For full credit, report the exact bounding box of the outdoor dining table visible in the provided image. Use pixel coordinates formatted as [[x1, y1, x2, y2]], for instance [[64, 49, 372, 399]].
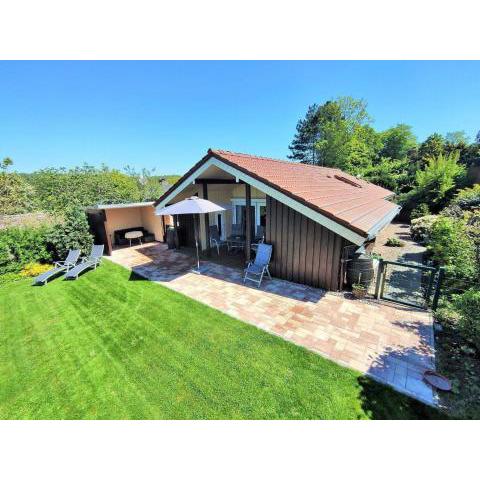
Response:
[[227, 235, 245, 253], [124, 230, 143, 246]]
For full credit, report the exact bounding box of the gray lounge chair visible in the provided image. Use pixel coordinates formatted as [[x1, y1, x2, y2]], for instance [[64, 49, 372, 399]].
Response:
[[209, 225, 229, 255], [64, 245, 104, 280], [33, 249, 81, 285], [243, 243, 273, 287]]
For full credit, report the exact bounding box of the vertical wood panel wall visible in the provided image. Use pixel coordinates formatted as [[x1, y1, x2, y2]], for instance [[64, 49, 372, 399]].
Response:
[[266, 196, 350, 290]]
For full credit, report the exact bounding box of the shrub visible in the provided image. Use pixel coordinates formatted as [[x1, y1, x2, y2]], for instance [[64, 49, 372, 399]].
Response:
[[385, 237, 405, 247], [47, 207, 93, 260], [410, 203, 430, 220], [441, 203, 465, 220], [28, 165, 141, 214], [427, 216, 478, 289], [415, 151, 466, 211], [451, 184, 480, 210], [19, 262, 53, 278], [452, 289, 480, 350], [434, 303, 462, 327], [0, 225, 52, 274], [410, 215, 437, 243], [0, 158, 37, 215]]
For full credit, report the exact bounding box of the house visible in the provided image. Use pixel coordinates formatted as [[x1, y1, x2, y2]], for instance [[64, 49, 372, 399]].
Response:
[[86, 201, 171, 255], [154, 149, 400, 291]]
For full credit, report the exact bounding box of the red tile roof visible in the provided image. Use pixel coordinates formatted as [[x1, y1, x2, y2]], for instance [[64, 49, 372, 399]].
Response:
[[209, 150, 399, 237], [156, 149, 400, 238]]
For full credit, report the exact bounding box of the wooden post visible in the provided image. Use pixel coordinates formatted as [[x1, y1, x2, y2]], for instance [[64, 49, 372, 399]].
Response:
[[203, 182, 211, 256], [432, 267, 445, 311], [245, 183, 251, 262], [374, 258, 384, 299], [173, 214, 179, 249]]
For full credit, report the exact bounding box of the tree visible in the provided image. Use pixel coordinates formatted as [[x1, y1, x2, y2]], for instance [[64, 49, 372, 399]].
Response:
[[0, 158, 36, 215], [28, 165, 141, 213], [427, 216, 477, 286], [418, 133, 445, 164], [415, 151, 465, 210], [288, 97, 376, 170], [362, 157, 409, 192], [445, 131, 469, 145], [123, 166, 168, 201], [346, 124, 383, 175], [476, 130, 480, 144], [379, 124, 417, 160], [314, 100, 351, 168], [458, 142, 480, 168], [47, 207, 93, 260], [287, 104, 321, 164]]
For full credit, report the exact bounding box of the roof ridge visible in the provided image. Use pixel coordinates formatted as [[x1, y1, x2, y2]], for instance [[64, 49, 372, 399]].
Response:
[[210, 148, 341, 173]]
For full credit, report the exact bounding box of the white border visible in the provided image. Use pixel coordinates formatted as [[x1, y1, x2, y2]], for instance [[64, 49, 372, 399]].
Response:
[[1, 1, 477, 59]]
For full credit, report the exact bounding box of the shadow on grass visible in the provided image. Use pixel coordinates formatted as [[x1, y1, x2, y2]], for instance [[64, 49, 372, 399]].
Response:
[[357, 375, 447, 420], [128, 270, 149, 281]]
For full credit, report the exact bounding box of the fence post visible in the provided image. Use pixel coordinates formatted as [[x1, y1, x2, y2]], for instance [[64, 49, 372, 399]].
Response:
[[374, 258, 384, 299], [425, 267, 437, 304], [431, 267, 445, 311]]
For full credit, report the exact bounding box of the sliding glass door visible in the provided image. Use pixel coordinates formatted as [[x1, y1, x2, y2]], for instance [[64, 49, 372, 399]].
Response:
[[234, 205, 255, 237], [232, 198, 266, 237]]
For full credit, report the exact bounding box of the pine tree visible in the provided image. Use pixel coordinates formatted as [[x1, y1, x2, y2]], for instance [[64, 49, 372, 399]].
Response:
[[287, 104, 321, 164]]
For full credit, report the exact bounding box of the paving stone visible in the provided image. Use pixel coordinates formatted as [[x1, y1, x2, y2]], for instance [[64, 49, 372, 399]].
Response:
[[110, 242, 436, 405]]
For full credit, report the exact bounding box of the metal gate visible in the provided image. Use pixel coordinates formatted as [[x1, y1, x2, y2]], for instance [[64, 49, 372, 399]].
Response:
[[374, 259, 444, 310]]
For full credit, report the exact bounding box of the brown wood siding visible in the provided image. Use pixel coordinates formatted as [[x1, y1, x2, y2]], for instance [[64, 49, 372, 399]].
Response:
[[265, 196, 351, 290]]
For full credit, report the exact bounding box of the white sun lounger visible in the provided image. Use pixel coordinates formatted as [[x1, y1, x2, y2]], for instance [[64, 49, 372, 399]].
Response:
[[33, 249, 81, 285], [64, 245, 104, 280]]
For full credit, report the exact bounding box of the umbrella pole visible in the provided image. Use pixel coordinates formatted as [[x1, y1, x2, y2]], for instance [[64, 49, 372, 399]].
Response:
[[194, 214, 200, 272]]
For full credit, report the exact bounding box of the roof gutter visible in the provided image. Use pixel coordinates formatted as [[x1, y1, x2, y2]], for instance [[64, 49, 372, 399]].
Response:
[[365, 204, 402, 241]]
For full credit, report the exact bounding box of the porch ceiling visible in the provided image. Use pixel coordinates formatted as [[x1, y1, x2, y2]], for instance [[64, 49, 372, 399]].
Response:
[[196, 164, 236, 180]]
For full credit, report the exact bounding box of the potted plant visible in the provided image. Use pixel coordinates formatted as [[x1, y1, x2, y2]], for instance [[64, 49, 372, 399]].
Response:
[[352, 283, 367, 299], [351, 272, 367, 299]]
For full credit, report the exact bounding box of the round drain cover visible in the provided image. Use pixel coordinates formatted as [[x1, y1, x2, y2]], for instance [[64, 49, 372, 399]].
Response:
[[423, 370, 452, 391]]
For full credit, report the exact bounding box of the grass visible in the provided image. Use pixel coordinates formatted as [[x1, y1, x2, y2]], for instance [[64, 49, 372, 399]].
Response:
[[0, 260, 444, 419]]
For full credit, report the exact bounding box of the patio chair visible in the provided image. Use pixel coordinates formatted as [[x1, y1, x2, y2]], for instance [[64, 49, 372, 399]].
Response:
[[209, 225, 229, 255], [230, 223, 244, 237], [227, 223, 245, 252], [32, 249, 81, 285], [243, 243, 273, 288], [64, 244, 104, 280], [254, 225, 265, 243]]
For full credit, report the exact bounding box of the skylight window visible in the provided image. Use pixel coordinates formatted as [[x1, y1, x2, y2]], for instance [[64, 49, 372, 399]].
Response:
[[334, 175, 362, 188]]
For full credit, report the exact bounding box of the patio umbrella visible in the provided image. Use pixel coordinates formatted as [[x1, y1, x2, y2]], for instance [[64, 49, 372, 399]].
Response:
[[156, 196, 225, 273]]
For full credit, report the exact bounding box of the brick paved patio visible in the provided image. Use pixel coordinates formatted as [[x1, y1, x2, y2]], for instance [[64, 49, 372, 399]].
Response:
[[110, 242, 436, 405]]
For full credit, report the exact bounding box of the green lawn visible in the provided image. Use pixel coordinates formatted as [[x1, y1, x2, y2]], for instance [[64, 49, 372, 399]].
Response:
[[0, 260, 443, 419]]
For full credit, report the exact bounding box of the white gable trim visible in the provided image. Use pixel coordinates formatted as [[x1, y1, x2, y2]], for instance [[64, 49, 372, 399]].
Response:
[[156, 157, 367, 245]]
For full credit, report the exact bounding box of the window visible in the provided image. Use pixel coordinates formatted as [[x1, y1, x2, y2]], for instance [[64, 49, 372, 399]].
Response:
[[334, 175, 362, 188], [259, 205, 266, 227], [217, 214, 222, 237], [232, 198, 266, 230]]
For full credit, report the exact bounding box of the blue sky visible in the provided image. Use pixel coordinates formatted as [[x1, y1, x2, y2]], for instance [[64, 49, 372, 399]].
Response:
[[1, 61, 479, 174]]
